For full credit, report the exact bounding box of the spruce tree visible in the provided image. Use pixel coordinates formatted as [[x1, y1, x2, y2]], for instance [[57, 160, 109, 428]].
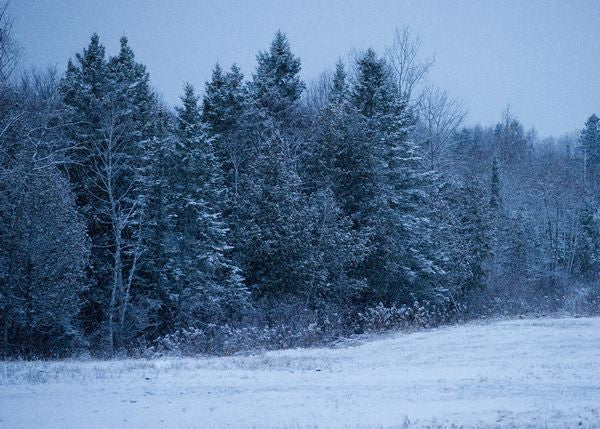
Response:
[[1, 170, 89, 357], [330, 60, 349, 104], [434, 178, 491, 298], [249, 30, 305, 122], [137, 106, 176, 338], [372, 80, 442, 303], [351, 48, 390, 118], [235, 32, 310, 303], [490, 157, 501, 210], [487, 157, 505, 290], [166, 84, 247, 330], [580, 114, 600, 185], [201, 63, 247, 201], [305, 60, 373, 219], [347, 49, 442, 304], [574, 201, 600, 279]]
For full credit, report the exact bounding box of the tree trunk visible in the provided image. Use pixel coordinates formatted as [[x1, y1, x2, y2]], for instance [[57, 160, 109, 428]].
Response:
[[108, 235, 122, 356], [1, 307, 8, 359], [118, 242, 140, 345]]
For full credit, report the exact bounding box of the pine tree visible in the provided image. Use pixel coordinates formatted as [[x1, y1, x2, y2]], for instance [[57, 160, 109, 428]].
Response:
[[201, 63, 247, 201], [166, 84, 247, 330], [580, 114, 600, 186], [371, 81, 442, 303], [490, 157, 501, 210], [249, 31, 305, 122], [351, 48, 390, 118], [574, 201, 600, 279], [330, 60, 349, 104], [347, 49, 442, 304], [137, 106, 176, 338], [434, 178, 491, 299]]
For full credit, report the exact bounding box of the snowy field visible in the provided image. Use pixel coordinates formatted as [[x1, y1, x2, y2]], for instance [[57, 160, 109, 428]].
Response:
[[1, 317, 600, 428]]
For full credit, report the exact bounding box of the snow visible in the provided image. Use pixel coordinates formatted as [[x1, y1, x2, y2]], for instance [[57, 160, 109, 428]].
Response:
[[2, 317, 600, 428]]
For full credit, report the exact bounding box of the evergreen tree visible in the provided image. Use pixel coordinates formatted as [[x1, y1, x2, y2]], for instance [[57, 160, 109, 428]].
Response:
[[166, 84, 247, 330], [487, 157, 504, 289], [490, 157, 501, 210], [574, 201, 600, 279], [370, 80, 442, 303], [201, 63, 247, 201], [305, 60, 373, 220], [498, 209, 541, 301], [347, 49, 442, 304], [249, 30, 305, 122], [330, 60, 349, 104], [351, 48, 390, 118], [202, 64, 246, 136], [136, 106, 176, 338], [580, 114, 600, 185], [60, 33, 108, 211], [300, 188, 367, 308], [0, 170, 89, 357], [434, 178, 491, 299], [236, 131, 308, 299], [233, 32, 311, 302], [238, 130, 365, 309], [568, 114, 600, 284]]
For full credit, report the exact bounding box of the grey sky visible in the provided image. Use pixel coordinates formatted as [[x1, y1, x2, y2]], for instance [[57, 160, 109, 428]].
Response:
[[9, 0, 600, 137]]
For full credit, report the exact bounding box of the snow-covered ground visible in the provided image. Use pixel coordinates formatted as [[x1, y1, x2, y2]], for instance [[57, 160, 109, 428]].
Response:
[[1, 317, 600, 428]]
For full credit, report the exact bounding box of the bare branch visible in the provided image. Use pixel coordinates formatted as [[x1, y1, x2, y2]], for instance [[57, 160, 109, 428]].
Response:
[[415, 85, 467, 171], [0, 1, 22, 83], [385, 26, 435, 103]]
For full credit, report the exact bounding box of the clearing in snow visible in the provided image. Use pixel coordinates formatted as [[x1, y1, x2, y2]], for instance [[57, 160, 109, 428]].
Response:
[[1, 317, 600, 428]]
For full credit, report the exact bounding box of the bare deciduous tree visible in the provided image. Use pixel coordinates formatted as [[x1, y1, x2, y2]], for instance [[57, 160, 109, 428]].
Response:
[[303, 69, 333, 114], [416, 86, 467, 171], [385, 26, 435, 103], [0, 1, 21, 83], [89, 96, 145, 354]]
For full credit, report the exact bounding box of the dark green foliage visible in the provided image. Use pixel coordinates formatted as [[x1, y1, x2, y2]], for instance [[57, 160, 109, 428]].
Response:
[[165, 84, 248, 329], [489, 157, 501, 210], [249, 30, 305, 121], [580, 114, 600, 184], [574, 201, 600, 279]]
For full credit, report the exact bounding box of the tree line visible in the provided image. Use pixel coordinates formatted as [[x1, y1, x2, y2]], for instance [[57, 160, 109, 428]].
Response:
[[1, 14, 598, 357]]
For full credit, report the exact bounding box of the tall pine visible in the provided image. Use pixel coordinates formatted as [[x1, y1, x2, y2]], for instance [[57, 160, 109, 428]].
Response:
[[166, 84, 247, 330]]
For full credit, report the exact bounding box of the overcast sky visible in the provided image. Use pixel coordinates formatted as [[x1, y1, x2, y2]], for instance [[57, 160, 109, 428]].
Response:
[[9, 0, 600, 137]]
